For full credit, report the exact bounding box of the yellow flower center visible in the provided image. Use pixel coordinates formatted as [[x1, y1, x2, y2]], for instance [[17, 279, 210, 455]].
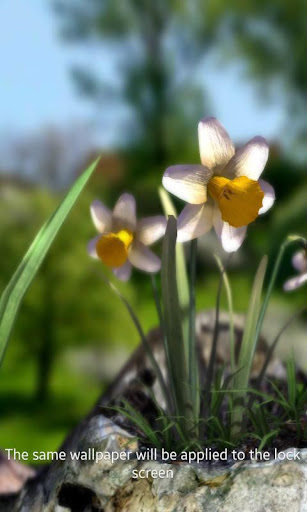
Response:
[[96, 229, 134, 268], [207, 175, 264, 228]]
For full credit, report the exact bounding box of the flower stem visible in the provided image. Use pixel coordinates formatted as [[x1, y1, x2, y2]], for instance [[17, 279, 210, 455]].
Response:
[[255, 305, 307, 390], [214, 255, 235, 373], [150, 274, 174, 415], [161, 217, 192, 432], [188, 239, 199, 423], [99, 271, 171, 413], [253, 235, 306, 362], [203, 269, 224, 418]]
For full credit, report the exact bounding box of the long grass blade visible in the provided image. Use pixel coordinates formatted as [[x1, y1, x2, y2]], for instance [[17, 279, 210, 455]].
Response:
[[161, 216, 191, 428], [254, 235, 306, 353], [188, 239, 199, 421], [0, 158, 99, 365], [214, 255, 235, 373], [158, 187, 189, 313], [203, 269, 224, 417], [256, 306, 306, 388], [99, 272, 171, 413], [231, 256, 268, 437]]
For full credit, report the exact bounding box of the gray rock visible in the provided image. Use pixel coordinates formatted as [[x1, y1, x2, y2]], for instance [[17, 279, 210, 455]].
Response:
[[1, 313, 305, 511], [5, 415, 306, 512]]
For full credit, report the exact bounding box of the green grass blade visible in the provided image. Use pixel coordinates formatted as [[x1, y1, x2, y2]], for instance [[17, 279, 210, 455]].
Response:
[[161, 216, 191, 428], [286, 355, 296, 408], [214, 255, 235, 373], [0, 157, 99, 365], [254, 235, 306, 349], [256, 306, 306, 388], [159, 187, 190, 381], [203, 269, 224, 416], [158, 187, 189, 312], [237, 256, 268, 386], [231, 255, 268, 437], [99, 272, 171, 413], [188, 239, 199, 422]]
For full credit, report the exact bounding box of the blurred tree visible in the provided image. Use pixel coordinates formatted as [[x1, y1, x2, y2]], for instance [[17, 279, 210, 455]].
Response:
[[0, 124, 140, 402], [0, 125, 95, 400], [52, 0, 307, 158], [52, 0, 211, 174], [202, 0, 307, 154]]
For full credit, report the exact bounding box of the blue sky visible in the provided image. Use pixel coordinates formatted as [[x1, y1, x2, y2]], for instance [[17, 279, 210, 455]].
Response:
[[0, 0, 285, 148]]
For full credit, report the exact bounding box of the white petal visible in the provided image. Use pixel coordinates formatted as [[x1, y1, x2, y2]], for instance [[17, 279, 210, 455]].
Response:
[[128, 241, 161, 273], [90, 200, 112, 233], [283, 272, 307, 291], [137, 216, 167, 246], [113, 261, 132, 281], [162, 165, 212, 204], [258, 179, 275, 214], [213, 207, 247, 253], [292, 251, 307, 273], [112, 193, 137, 231], [87, 235, 101, 259], [177, 203, 213, 242], [198, 117, 235, 171], [224, 136, 269, 180]]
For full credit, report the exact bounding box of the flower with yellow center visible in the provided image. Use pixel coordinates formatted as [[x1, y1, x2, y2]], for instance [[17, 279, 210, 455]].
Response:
[[162, 117, 275, 252], [283, 249, 307, 291], [88, 193, 166, 281]]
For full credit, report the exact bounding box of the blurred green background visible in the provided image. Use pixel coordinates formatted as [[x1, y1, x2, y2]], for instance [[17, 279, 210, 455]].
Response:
[[0, 0, 306, 463]]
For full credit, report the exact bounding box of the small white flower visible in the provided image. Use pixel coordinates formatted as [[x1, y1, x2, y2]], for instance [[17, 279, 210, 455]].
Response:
[[162, 117, 275, 252], [283, 249, 307, 291], [88, 193, 166, 281]]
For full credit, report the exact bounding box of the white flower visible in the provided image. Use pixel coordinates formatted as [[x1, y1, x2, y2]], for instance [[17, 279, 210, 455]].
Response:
[[162, 117, 275, 252], [88, 193, 166, 281], [283, 249, 307, 291]]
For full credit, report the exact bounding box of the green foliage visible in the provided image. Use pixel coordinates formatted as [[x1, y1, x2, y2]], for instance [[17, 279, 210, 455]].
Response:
[[204, 0, 307, 111], [161, 217, 192, 429], [53, 0, 208, 168], [158, 187, 189, 312], [99, 271, 171, 412], [0, 158, 99, 366], [231, 256, 268, 435]]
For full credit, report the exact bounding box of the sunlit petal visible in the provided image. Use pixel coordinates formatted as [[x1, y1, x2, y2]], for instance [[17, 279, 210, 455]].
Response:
[[292, 251, 307, 273], [113, 261, 132, 281], [283, 272, 307, 291], [162, 165, 212, 204], [87, 235, 101, 259], [90, 200, 112, 233], [258, 179, 275, 214], [198, 117, 235, 172], [224, 136, 269, 180], [112, 193, 137, 231], [177, 203, 213, 242], [128, 241, 161, 273], [137, 216, 167, 246], [213, 206, 247, 252]]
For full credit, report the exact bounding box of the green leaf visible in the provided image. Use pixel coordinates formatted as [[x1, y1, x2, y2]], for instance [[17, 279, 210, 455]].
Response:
[[0, 158, 99, 365], [231, 255, 268, 437], [286, 355, 296, 408], [238, 256, 268, 386], [99, 272, 171, 413], [161, 216, 191, 428], [159, 187, 190, 391], [214, 255, 235, 372], [254, 235, 307, 348], [158, 187, 189, 311]]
